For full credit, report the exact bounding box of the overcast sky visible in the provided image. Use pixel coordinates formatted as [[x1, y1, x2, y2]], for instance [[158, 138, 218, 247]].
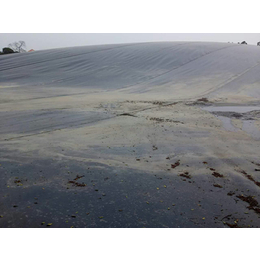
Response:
[[0, 33, 260, 51]]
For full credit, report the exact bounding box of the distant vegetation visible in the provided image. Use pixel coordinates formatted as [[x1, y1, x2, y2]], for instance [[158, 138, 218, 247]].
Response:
[[0, 47, 15, 55], [8, 41, 26, 53], [0, 40, 259, 56], [0, 41, 26, 55]]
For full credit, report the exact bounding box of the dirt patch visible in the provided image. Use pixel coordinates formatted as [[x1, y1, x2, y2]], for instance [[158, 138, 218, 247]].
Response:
[[13, 177, 26, 186], [239, 170, 260, 187], [171, 160, 180, 169], [186, 98, 211, 106], [252, 161, 260, 167], [118, 113, 137, 117], [74, 175, 84, 181], [68, 175, 86, 187], [126, 100, 167, 105], [68, 180, 86, 187], [179, 172, 191, 179], [237, 195, 260, 214], [149, 117, 183, 124], [212, 172, 224, 178], [212, 111, 243, 119], [210, 109, 260, 120], [197, 98, 209, 102]]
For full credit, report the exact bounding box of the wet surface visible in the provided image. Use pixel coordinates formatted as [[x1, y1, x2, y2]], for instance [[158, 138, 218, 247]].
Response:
[[202, 105, 260, 140], [242, 120, 260, 140], [215, 116, 239, 132], [0, 110, 113, 137], [203, 106, 260, 113], [1, 42, 260, 228], [1, 158, 260, 228]]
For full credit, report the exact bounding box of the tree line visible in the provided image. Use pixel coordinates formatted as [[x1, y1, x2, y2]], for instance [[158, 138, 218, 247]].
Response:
[[1, 40, 260, 56], [0, 41, 26, 55]]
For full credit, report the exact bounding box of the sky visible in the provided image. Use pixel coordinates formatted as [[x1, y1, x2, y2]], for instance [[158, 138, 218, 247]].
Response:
[[1, 33, 260, 51]]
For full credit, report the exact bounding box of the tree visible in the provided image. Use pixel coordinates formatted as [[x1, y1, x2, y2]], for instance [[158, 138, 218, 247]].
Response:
[[2, 47, 15, 54], [257, 42, 260, 46], [241, 41, 247, 45], [8, 41, 26, 53]]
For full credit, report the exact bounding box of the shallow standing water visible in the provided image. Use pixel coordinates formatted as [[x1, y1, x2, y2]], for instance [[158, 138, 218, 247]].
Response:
[[202, 106, 260, 113], [202, 105, 260, 140], [1, 42, 260, 228]]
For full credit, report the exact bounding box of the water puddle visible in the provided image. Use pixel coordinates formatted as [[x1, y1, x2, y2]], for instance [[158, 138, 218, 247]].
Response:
[[217, 116, 239, 132], [203, 106, 260, 113], [242, 120, 260, 141], [201, 106, 260, 140]]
